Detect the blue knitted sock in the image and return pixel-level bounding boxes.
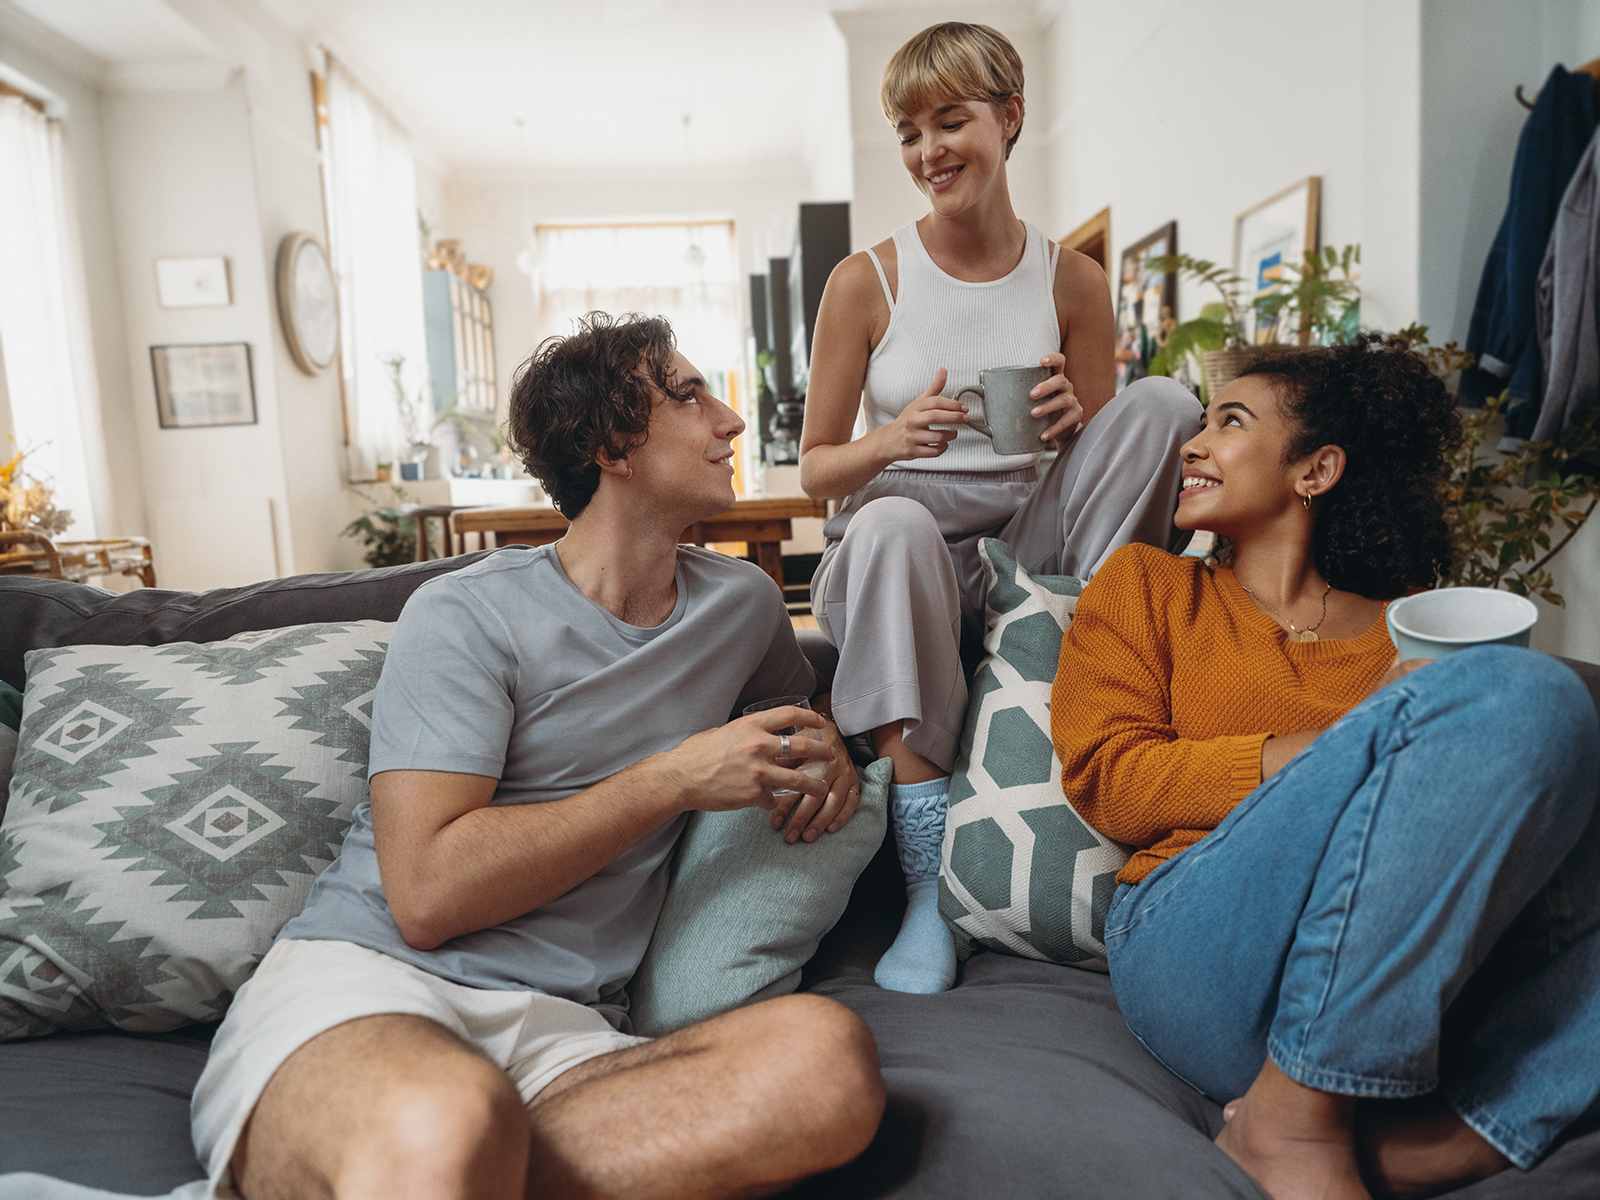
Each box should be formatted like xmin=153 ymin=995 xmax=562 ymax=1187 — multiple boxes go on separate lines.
xmin=874 ymin=778 xmax=957 ymax=994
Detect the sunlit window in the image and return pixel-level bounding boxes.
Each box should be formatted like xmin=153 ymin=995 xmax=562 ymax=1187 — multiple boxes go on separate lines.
xmin=0 ymin=81 xmax=110 ymax=538
xmin=320 ymin=56 xmax=429 ymax=482
xmin=534 ymin=219 xmax=745 ymax=490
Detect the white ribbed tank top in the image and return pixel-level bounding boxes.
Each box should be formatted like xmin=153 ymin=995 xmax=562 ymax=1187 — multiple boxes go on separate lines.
xmin=857 ymin=220 xmax=1061 ymax=474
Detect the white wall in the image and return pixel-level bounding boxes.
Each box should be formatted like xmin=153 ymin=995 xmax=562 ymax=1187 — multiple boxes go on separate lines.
xmin=834 ymin=4 xmax=1051 ymax=253
xmin=1360 ymin=0 xmax=1422 ymax=334
xmin=102 ymin=79 xmax=295 ymax=588
xmin=807 ymin=13 xmax=853 ymax=205
xmin=175 ymin=0 xmax=355 ymax=577
xmin=1045 ymin=0 xmax=1365 ymax=328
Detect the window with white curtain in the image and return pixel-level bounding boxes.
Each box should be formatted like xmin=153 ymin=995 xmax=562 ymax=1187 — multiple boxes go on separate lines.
xmin=320 ymin=57 xmax=429 ymax=482
xmin=0 ymin=83 xmax=112 ymax=538
xmin=535 ymin=220 xmax=742 ymax=373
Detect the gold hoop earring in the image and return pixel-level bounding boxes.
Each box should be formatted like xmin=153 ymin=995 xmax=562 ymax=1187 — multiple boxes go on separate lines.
xmin=625 ymin=463 xmax=633 ymax=480
xmin=1302 ymin=493 xmax=1311 ymax=510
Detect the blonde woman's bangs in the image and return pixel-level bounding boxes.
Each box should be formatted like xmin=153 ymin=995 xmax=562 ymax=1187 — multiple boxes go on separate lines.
xmin=881 ymin=22 xmax=1025 ymax=140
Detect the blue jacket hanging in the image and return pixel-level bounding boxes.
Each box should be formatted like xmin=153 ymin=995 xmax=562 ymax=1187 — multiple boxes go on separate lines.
xmin=1461 ymin=65 xmax=1596 ymax=437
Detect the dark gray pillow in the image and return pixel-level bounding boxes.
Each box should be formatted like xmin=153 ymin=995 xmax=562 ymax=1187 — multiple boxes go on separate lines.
xmin=0 ymin=552 xmax=496 ymax=692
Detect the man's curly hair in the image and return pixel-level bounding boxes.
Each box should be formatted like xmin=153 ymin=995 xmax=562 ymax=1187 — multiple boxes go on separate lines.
xmin=1237 ymin=333 xmax=1462 ymax=598
xmin=506 ymin=312 xmax=693 ymax=517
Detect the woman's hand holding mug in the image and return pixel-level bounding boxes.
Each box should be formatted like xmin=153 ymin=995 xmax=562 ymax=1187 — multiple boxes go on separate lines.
xmin=1030 ymin=351 xmax=1084 ymax=449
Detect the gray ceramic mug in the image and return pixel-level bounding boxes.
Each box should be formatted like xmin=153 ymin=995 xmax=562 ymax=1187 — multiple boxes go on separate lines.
xmin=955 ymin=365 xmax=1053 ymax=456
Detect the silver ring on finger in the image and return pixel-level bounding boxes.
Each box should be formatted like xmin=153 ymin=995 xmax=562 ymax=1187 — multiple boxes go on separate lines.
xmin=778 ymin=733 xmax=791 ymax=760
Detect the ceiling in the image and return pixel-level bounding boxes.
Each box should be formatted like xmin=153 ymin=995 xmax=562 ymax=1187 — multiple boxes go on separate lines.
xmin=277 ymin=0 xmax=859 ymax=173
xmin=8 ymin=0 xmax=977 ymax=174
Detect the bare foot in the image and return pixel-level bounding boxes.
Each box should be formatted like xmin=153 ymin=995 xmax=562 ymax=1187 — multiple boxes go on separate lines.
xmin=1215 ymin=1059 xmax=1372 ymax=1200
xmin=1355 ymin=1095 xmax=1510 ymax=1199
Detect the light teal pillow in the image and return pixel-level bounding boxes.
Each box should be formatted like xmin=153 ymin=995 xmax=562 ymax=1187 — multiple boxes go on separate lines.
xmin=938 ymin=538 xmax=1129 ymax=972
xmin=628 ymin=756 xmax=891 ymax=1037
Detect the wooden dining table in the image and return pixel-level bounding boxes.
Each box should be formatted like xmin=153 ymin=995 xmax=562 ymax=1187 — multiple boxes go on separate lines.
xmin=449 ymin=495 xmax=831 ymax=590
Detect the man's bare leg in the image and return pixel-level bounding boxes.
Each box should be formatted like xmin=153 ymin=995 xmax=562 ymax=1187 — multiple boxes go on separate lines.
xmin=526 ymin=993 xmax=884 ymax=1199
xmin=232 ymin=1013 xmax=531 ymax=1200
xmin=229 ymin=995 xmax=881 ymax=1200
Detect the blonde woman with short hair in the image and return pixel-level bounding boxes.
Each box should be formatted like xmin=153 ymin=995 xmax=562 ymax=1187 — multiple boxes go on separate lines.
xmin=800 ymin=22 xmax=1201 ymax=994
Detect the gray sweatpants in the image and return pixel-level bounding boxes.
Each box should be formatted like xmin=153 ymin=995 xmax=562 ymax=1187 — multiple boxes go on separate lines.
xmin=810 ymin=376 xmax=1202 ymax=772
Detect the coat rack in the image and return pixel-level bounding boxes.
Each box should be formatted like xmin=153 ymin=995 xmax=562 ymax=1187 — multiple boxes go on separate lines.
xmin=1517 ymin=57 xmax=1600 ymax=109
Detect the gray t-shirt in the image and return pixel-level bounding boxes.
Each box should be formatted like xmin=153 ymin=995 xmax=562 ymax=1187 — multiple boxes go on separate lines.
xmin=280 ymin=545 xmax=816 ymax=1027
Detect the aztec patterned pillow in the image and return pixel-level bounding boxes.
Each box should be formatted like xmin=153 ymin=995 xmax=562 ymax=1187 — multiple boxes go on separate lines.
xmin=938 ymin=538 xmax=1130 ymax=972
xmin=0 ymin=621 xmax=392 ymax=1039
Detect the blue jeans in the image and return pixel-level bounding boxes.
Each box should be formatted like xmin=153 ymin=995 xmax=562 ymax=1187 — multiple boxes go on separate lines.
xmin=1103 ymin=647 xmax=1600 ymax=1169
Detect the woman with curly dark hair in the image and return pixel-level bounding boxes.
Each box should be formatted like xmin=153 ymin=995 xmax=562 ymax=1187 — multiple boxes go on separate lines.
xmin=1050 ymin=335 xmax=1600 ymax=1199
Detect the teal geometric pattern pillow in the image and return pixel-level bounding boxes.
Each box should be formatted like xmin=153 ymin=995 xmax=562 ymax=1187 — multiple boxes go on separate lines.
xmin=938 ymin=538 xmax=1130 ymax=972
xmin=0 ymin=621 xmax=392 ymax=1039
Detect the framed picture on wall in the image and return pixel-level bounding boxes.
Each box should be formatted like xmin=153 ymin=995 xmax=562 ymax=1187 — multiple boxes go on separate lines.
xmin=150 ymin=343 xmax=257 ymax=429
xmin=1234 ymin=177 xmax=1321 ymax=345
xmin=1060 ymin=206 xmax=1111 ymax=274
xmin=154 ymin=256 xmax=231 ymax=308
xmin=1115 ymin=221 xmax=1177 ymax=390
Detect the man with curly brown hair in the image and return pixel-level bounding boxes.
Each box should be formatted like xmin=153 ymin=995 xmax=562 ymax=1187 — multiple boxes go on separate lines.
xmin=190 ymin=312 xmax=882 ymax=1200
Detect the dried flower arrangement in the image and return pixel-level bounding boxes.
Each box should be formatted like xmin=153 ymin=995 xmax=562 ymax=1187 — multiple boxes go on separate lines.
xmin=0 ymin=446 xmax=72 ymax=536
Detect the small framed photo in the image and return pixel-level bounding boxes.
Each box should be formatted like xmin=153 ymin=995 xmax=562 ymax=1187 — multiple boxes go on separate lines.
xmin=150 ymin=343 xmax=257 ymax=429
xmin=1115 ymin=221 xmax=1177 ymax=389
xmin=154 ymin=256 xmax=231 ymax=308
xmin=1234 ymin=178 xmax=1321 ymax=345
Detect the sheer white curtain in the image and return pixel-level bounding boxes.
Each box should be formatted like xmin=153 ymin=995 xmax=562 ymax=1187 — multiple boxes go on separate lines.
xmin=535 ymin=221 xmax=741 ymax=369
xmin=322 ymin=58 xmax=429 ymax=482
xmin=0 ymin=92 xmax=112 ymax=538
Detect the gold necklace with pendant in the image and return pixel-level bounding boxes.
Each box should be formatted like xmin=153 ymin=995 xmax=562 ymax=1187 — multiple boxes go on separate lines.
xmin=1240 ymin=581 xmax=1333 ymax=642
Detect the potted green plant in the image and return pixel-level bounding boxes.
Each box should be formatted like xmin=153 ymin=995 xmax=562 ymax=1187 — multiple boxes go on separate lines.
xmin=1255 ymin=245 xmax=1361 ymax=348
xmin=1141 ymin=254 xmax=1298 ymax=402
xmin=342 ymin=485 xmax=418 ymax=568
xmin=1145 ymin=247 xmax=1361 ymax=401
xmin=1392 ymin=333 xmax=1600 ymax=604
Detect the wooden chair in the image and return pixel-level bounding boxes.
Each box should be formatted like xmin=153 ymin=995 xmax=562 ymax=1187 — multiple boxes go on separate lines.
xmin=0 ymin=531 xmax=156 ymax=587
xmin=448 ymin=496 xmax=829 ymax=591
xmin=399 ymin=505 xmax=466 ymax=562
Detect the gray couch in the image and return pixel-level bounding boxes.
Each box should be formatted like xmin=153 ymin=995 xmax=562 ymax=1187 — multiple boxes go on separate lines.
xmin=4 ymin=557 xmax=1599 ymax=1199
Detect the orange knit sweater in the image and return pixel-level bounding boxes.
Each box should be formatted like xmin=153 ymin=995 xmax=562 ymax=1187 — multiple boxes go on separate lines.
xmin=1050 ymin=544 xmax=1395 ymax=886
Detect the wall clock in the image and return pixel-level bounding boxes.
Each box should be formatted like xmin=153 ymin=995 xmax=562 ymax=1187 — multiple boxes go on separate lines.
xmin=275 ymin=232 xmax=339 ymax=375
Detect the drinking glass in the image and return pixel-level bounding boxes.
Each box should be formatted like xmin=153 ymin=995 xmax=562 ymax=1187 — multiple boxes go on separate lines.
xmin=742 ymin=694 xmax=829 ymax=797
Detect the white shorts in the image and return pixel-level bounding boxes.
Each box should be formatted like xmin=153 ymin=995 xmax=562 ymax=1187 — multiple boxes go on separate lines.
xmin=190 ymin=938 xmax=648 ymax=1198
